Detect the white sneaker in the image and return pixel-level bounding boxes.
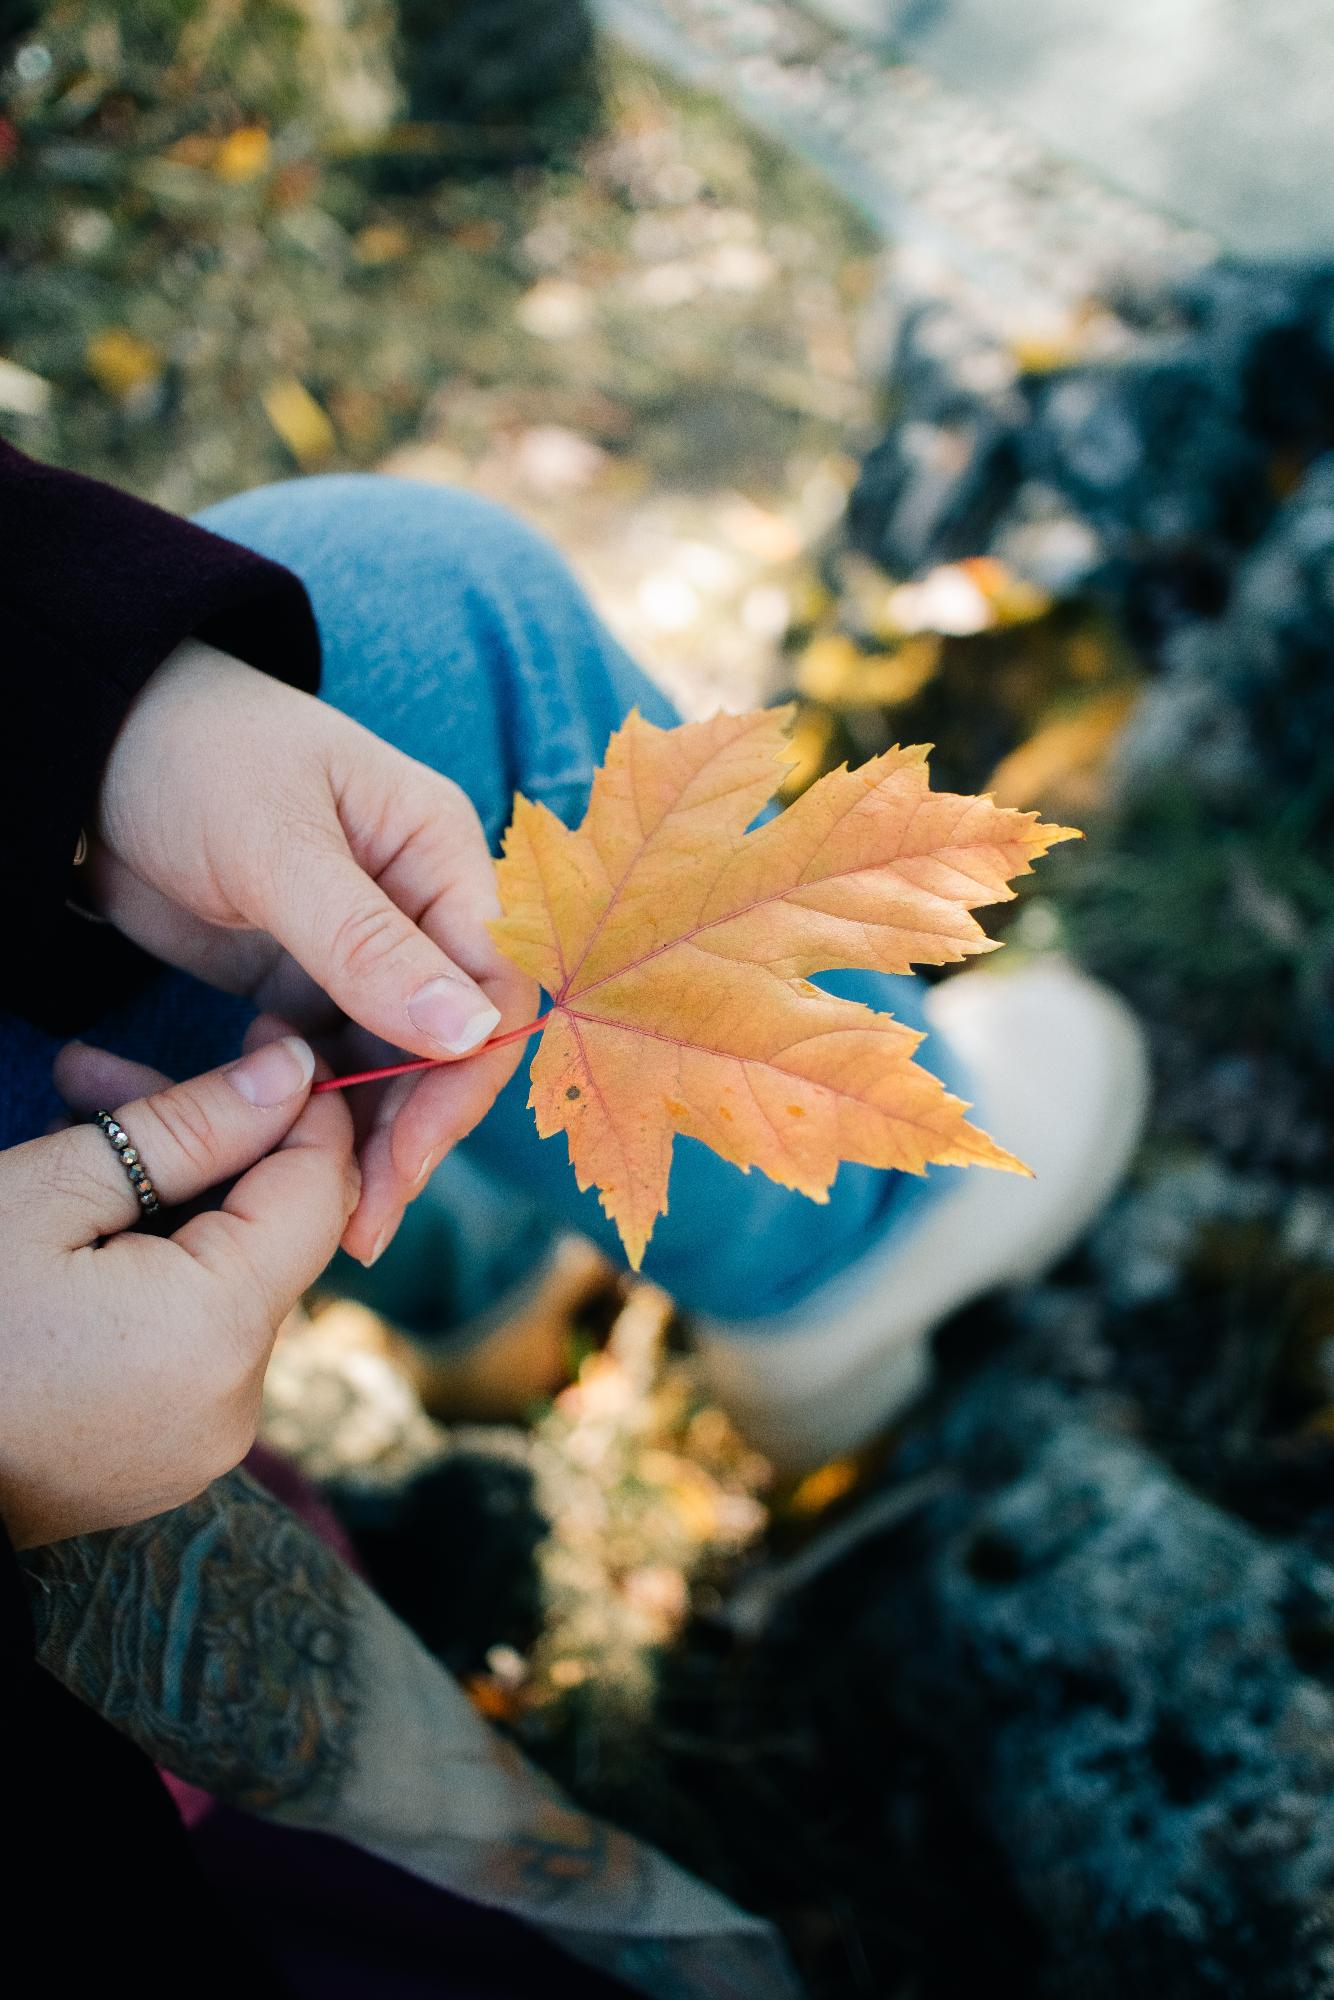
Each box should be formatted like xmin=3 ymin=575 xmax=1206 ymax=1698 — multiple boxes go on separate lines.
xmin=692 ymin=958 xmax=1150 ymax=1471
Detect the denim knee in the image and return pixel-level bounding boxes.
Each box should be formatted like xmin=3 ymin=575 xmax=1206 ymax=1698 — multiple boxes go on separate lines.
xmin=198 ymin=475 xmax=676 ymax=845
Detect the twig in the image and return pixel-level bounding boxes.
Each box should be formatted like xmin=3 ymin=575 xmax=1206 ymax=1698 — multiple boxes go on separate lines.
xmin=720 ymin=1470 xmax=956 ymax=1641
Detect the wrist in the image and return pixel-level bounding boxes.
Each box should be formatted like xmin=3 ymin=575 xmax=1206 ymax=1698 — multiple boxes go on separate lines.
xmin=95 ymin=636 xmax=253 ymax=858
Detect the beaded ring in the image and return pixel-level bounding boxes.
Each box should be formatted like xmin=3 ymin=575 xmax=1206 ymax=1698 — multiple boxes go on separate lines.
xmin=94 ymin=1111 xmax=161 ymax=1217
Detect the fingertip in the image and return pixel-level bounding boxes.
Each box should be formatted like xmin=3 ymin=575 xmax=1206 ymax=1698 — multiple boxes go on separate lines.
xmin=364 ymin=1216 xmax=401 ymax=1267
xmin=52 ymin=1037 xmax=97 ymax=1083
xmin=339 ymin=1119 xmax=399 ymax=1264
xmin=242 ymin=1010 xmax=301 ymax=1054
xmin=51 ymin=1038 xmax=89 ymax=1096
xmin=54 ymin=1039 xmax=173 ymax=1116
xmin=284 ymin=1061 xmax=356 ymax=1157
xmin=407 ymin=974 xmax=502 ymax=1058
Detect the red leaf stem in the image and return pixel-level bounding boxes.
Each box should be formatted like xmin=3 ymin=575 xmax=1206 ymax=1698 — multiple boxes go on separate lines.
xmin=311 ymin=1011 xmax=552 ymax=1093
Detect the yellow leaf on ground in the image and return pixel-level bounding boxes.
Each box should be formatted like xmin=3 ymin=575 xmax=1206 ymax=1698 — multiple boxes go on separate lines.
xmin=214 ymin=125 xmax=271 ymax=183
xmin=354 ymin=223 xmax=411 ymax=266
xmin=262 ymin=376 xmax=336 ymax=467
xmin=786 ymin=1457 xmax=860 ymax=1517
xmin=987 ymin=689 xmax=1139 ymax=811
xmin=463 ymin=1673 xmax=525 ymax=1722
xmin=887 ymin=558 xmax=1051 ymax=638
xmin=957 ymin=556 xmax=1052 ymax=628
xmin=796 ymin=631 xmax=940 ymax=710
xmin=492 ymin=708 xmax=1078 ymax=1266
xmin=86 ymin=329 xmax=161 ymax=398
xmin=776 ymin=704 xmax=835 ymax=800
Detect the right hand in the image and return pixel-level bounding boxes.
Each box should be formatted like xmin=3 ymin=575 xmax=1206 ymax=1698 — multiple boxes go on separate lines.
xmin=0 ymin=1019 xmax=357 ymax=1550
xmin=89 ymin=641 xmax=537 ymax=1269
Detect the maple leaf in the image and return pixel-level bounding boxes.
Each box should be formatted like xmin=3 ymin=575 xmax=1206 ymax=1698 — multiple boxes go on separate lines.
xmin=490 ymin=707 xmax=1078 ymax=1267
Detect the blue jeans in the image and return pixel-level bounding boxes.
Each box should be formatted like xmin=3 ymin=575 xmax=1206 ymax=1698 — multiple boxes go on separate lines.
xmin=1 ymin=477 xmax=969 ymax=1335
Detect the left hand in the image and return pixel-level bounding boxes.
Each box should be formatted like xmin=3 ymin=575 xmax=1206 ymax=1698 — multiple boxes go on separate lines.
xmin=87 ymin=639 xmax=539 ymax=1265
xmin=2 ymin=1020 xmax=356 ymax=1548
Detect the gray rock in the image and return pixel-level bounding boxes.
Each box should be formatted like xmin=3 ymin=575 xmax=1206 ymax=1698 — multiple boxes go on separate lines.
xmin=832 ymin=1379 xmax=1334 ymax=1998
xmin=1116 ymin=453 xmax=1334 ymax=807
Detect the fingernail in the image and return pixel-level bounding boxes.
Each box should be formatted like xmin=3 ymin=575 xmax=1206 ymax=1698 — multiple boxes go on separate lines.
xmin=410 ymin=1144 xmax=446 ymax=1195
xmin=364 ymin=1217 xmax=400 ymax=1268
xmin=407 ymin=976 xmax=501 ymax=1056
xmin=227 ymin=1035 xmax=316 ymax=1108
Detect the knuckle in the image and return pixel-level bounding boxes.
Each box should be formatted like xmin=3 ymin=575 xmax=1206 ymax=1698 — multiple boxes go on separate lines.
xmin=398 ymin=769 xmax=477 ymax=858
xmin=279 ymin=802 xmax=341 ymax=872
xmin=428 ymin=772 xmax=487 ymax=851
xmin=423 ymin=768 xmax=469 ymax=819
xmin=145 ymin=1087 xmax=221 ymax=1179
xmin=328 ymin=899 xmax=410 ymax=983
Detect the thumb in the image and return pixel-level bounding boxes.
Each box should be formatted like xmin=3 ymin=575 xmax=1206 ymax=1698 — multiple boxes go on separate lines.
xmin=263 ymin=836 xmax=502 ymax=1060
xmin=37 ymin=1034 xmax=320 ymax=1247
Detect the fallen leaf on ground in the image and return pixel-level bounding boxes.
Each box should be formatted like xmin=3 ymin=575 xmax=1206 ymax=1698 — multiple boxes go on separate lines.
xmin=987 ymin=687 xmax=1138 ymax=811
xmin=795 ymin=630 xmax=940 ymax=709
xmin=492 ymin=708 xmax=1078 ymax=1265
xmin=777 ymin=705 xmax=836 ymax=799
xmin=86 ymin=328 xmax=161 ymax=399
xmin=214 ymin=125 xmax=271 ymax=183
xmin=262 ymin=375 xmax=336 ymax=466
xmin=886 ymin=557 xmax=1048 ymax=638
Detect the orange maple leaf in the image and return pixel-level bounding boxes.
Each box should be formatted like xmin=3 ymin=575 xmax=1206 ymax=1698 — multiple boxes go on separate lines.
xmin=490 ymin=707 xmax=1078 ymax=1267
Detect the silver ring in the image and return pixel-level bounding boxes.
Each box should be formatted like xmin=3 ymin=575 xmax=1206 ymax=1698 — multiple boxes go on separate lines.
xmin=94 ymin=1111 xmax=161 ymax=1217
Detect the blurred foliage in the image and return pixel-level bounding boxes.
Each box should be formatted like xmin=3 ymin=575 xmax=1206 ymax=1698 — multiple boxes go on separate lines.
xmin=0 ymin=1 xmax=874 ymax=573
xmin=3 ymin=1 xmax=321 ymax=128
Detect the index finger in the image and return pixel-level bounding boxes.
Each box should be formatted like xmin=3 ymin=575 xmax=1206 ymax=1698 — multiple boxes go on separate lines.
xmin=333 ymin=750 xmax=537 ymax=1257
xmin=337 ymin=744 xmax=534 ymax=1019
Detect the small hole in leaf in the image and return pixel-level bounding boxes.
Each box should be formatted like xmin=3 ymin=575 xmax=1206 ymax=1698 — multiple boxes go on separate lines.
xmin=566 ymin=1085 xmax=581 ymax=1101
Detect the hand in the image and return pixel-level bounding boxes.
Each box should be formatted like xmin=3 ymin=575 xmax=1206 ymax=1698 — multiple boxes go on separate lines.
xmin=88 ymin=640 xmax=539 ymax=1265
xmin=0 ymin=1022 xmax=356 ymax=1549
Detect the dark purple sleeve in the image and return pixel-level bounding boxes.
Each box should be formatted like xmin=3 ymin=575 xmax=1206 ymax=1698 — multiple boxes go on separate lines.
xmin=0 ymin=450 xmax=319 ymax=1948
xmin=0 ymin=442 xmax=322 ymax=1026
